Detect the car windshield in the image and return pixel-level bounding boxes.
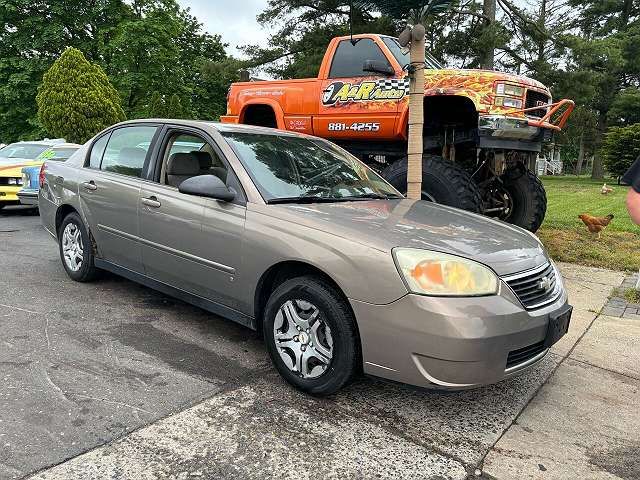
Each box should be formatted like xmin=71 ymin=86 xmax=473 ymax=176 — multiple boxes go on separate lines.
xmin=36 ymin=147 xmax=79 ymax=161
xmin=0 ymin=143 xmax=50 ymax=161
xmin=221 ymin=131 xmax=403 ymax=203
xmin=382 ymin=37 xmax=443 ymax=70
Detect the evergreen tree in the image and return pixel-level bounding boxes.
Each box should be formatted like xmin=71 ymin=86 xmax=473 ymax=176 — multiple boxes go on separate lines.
xmin=148 ymin=91 xmax=167 ymax=117
xmin=166 ymin=93 xmax=188 ymax=119
xmin=36 ymin=47 xmax=126 ymax=144
xmin=601 ymin=123 xmax=640 ymax=177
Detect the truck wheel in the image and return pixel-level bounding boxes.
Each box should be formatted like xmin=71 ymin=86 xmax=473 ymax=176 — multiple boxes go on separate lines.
xmin=382 ymin=155 xmax=483 ymax=212
xmin=500 ymin=169 xmax=547 ymax=232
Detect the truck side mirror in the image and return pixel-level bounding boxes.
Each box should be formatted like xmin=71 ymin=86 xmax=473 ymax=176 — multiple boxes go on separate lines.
xmin=363 ymin=60 xmax=395 ymax=76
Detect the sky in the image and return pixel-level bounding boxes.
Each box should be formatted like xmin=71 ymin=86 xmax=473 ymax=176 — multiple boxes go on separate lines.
xmin=177 ymin=0 xmax=271 ymax=57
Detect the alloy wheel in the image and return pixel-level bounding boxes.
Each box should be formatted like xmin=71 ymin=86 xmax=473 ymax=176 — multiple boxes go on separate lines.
xmin=61 ymin=223 xmax=84 ymax=272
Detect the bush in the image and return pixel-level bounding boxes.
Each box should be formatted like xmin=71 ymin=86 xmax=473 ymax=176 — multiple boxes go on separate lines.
xmin=36 ymin=47 xmax=126 ymax=144
xmin=601 ymin=123 xmax=640 ymax=177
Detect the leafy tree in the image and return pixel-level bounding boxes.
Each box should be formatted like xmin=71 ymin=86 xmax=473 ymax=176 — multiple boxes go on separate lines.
xmin=563 ymin=0 xmax=640 ymax=178
xmin=241 ymin=1 xmax=398 ymax=79
xmin=36 ymin=47 xmax=125 ymax=144
xmin=103 ymin=0 xmax=228 ymax=118
xmin=196 ymin=57 xmax=245 ymax=120
xmin=0 ymin=0 xmax=131 ymax=141
xmin=601 ymin=123 xmax=640 ymax=177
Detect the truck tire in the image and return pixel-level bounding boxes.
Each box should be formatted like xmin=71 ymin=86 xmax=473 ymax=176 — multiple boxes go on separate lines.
xmin=500 ymin=169 xmax=547 ymax=233
xmin=382 ymin=155 xmax=483 ymax=213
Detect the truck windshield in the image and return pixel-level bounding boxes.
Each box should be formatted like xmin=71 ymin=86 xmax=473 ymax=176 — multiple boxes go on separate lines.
xmin=221 ymin=131 xmax=402 ymax=203
xmin=382 ymin=37 xmax=443 ymax=70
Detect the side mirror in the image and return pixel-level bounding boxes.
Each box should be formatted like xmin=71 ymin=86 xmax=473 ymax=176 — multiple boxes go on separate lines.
xmin=363 ymin=60 xmax=395 ymax=76
xmin=178 ymin=175 xmax=236 ymax=202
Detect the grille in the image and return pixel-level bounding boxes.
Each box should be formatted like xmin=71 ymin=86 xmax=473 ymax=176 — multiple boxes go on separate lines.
xmin=0 ymin=177 xmax=21 ymax=186
xmin=506 ymin=340 xmax=546 ymax=370
xmin=503 ymin=263 xmax=560 ymax=310
xmin=525 ymin=90 xmax=550 ymax=118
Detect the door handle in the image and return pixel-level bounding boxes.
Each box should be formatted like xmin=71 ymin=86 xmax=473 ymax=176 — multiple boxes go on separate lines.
xmin=141 ymin=196 xmax=161 ymax=208
xmin=82 ymin=181 xmax=97 ymax=191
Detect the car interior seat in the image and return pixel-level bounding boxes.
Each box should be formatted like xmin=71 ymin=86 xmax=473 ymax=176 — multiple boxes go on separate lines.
xmin=191 ymin=150 xmax=227 ymax=183
xmin=167 ymin=152 xmax=201 ymax=187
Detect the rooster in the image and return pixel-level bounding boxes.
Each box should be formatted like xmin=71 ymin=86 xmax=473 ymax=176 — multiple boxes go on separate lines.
xmin=578 ymin=213 xmax=614 ymax=238
xmin=601 ymin=183 xmax=614 ymax=195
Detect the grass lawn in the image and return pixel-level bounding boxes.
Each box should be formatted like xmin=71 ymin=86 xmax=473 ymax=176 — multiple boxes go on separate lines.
xmin=538 ymin=176 xmax=640 ymax=271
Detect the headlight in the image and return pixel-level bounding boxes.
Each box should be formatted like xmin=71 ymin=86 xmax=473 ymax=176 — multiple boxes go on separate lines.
xmin=496 ymin=83 xmax=524 ymax=97
xmin=495 ymin=96 xmax=523 ymax=109
xmin=393 ymin=248 xmax=499 ymax=296
xmin=8 ymin=177 xmax=21 ymax=185
xmin=503 ymin=97 xmax=523 ymax=109
xmin=22 ymin=173 xmax=29 ymax=185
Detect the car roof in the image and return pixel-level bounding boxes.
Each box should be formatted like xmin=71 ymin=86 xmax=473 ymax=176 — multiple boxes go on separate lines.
xmin=7 ymin=139 xmax=66 ymax=146
xmin=114 ymin=119 xmax=314 ymax=139
xmin=48 ymin=143 xmax=81 ymax=149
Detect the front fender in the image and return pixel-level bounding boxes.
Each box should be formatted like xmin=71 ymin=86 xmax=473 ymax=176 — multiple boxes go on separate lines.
xmin=239 ymin=205 xmax=408 ymax=315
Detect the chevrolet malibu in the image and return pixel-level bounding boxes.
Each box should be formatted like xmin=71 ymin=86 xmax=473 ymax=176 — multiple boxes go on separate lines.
xmin=39 ymin=120 xmax=571 ymax=395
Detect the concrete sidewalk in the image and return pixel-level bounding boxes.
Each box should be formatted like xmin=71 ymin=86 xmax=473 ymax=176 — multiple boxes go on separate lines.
xmin=481 ymin=267 xmax=639 ymax=480
xmin=24 ymin=263 xmax=636 ymax=480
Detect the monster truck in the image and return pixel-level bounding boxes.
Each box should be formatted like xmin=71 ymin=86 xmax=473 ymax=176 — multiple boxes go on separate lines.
xmin=221 ymin=34 xmax=574 ymax=232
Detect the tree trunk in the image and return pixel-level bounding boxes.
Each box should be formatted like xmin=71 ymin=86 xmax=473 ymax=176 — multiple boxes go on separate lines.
xmin=591 ymin=112 xmax=607 ymax=180
xmin=480 ymin=0 xmax=496 ymax=69
xmin=576 ymin=132 xmax=585 ymax=174
xmin=406 ymin=25 xmax=426 ymax=200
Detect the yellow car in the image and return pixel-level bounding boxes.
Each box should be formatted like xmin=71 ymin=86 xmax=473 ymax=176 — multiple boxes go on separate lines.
xmin=0 ymin=140 xmax=64 ymax=209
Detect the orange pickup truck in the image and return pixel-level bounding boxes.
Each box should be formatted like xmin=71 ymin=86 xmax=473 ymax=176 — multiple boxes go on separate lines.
xmin=222 ymin=33 xmax=574 ymax=232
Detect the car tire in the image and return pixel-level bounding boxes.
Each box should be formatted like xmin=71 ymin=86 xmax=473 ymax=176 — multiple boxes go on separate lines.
xmin=500 ymin=168 xmax=547 ymax=232
xmin=58 ymin=212 xmax=100 ymax=282
xmin=382 ymin=154 xmax=484 ymax=212
xmin=263 ymin=276 xmax=360 ymax=396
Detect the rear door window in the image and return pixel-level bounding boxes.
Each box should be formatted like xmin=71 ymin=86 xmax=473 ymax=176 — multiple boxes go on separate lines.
xmin=87 ymin=134 xmax=109 ymax=169
xmin=329 ymin=39 xmax=391 ymax=78
xmin=100 ymin=126 xmax=158 ymax=177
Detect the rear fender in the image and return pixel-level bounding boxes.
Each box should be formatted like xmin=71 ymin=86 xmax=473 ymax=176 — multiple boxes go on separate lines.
xmin=239 ymin=99 xmax=286 ymax=130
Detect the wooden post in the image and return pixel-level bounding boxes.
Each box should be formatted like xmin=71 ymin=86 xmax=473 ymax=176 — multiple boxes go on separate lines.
xmin=406 ymin=24 xmax=425 ymax=200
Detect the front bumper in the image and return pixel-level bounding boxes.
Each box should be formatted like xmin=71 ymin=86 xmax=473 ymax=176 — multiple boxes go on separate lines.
xmin=479 ymin=115 xmax=544 ymax=140
xmin=0 ymin=185 xmax=21 ymax=203
xmin=352 ymin=281 xmax=569 ymax=390
xmin=17 ymin=189 xmax=38 ymax=206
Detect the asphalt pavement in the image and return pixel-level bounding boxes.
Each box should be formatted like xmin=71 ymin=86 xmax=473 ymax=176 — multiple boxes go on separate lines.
xmin=0 ymin=205 xmax=636 ymax=480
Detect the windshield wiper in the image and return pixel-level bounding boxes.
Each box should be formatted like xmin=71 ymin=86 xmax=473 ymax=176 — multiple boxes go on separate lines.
xmin=266 ymin=195 xmax=350 ymax=205
xmin=344 ymin=193 xmax=404 ymax=200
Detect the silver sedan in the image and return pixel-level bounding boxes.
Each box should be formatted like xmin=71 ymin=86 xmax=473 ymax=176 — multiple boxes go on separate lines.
xmin=39 ymin=120 xmax=572 ymax=395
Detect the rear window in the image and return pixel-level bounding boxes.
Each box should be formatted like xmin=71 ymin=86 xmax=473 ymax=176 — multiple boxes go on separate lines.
xmin=0 ymin=143 xmax=50 ymax=161
xmin=37 ymin=147 xmax=79 ymax=161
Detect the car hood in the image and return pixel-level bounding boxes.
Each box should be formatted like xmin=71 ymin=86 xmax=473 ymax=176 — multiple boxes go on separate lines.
xmin=425 ymin=68 xmax=548 ymax=92
xmin=267 ymin=199 xmax=548 ymax=276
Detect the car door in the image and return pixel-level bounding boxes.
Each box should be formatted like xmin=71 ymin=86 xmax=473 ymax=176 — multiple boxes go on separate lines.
xmin=77 ymin=124 xmax=160 ymax=273
xmin=316 ymin=37 xmax=406 ymax=140
xmin=139 ymin=127 xmax=247 ymax=310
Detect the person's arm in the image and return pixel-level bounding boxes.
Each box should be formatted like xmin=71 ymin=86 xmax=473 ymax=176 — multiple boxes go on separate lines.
xmin=622 ymin=157 xmax=640 ymax=225
xmin=627 ymin=189 xmax=640 ymax=225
